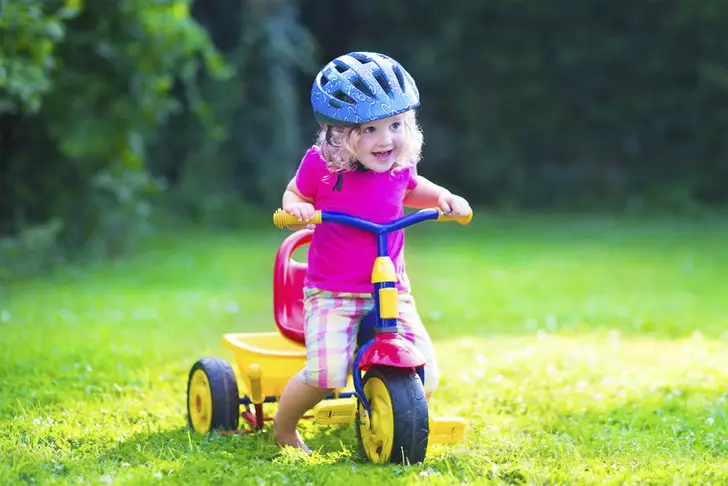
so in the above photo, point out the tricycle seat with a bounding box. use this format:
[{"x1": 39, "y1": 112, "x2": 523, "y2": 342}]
[{"x1": 273, "y1": 229, "x2": 312, "y2": 344}]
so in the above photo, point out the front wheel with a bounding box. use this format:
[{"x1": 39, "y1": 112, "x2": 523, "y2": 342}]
[{"x1": 356, "y1": 366, "x2": 429, "y2": 464}]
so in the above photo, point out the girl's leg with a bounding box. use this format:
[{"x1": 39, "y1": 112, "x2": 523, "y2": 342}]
[
  {"x1": 273, "y1": 289, "x2": 369, "y2": 452},
  {"x1": 274, "y1": 373, "x2": 331, "y2": 453}
]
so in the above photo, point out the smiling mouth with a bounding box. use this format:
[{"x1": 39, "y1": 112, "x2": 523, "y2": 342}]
[{"x1": 373, "y1": 149, "x2": 393, "y2": 161}]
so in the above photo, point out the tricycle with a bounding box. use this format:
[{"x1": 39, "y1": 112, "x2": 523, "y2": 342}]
[{"x1": 186, "y1": 207, "x2": 471, "y2": 464}]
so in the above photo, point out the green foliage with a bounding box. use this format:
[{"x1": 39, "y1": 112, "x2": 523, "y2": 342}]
[
  {"x1": 3, "y1": 0, "x2": 728, "y2": 274},
  {"x1": 303, "y1": 0, "x2": 728, "y2": 209},
  {"x1": 0, "y1": 0, "x2": 79, "y2": 114},
  {"x1": 1, "y1": 217, "x2": 728, "y2": 483},
  {"x1": 147, "y1": 0, "x2": 317, "y2": 222},
  {"x1": 0, "y1": 0, "x2": 228, "y2": 271},
  {"x1": 0, "y1": 218, "x2": 64, "y2": 281}
]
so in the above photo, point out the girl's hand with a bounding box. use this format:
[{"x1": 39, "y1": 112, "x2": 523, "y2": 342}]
[
  {"x1": 284, "y1": 202, "x2": 316, "y2": 230},
  {"x1": 437, "y1": 191, "x2": 471, "y2": 218}
]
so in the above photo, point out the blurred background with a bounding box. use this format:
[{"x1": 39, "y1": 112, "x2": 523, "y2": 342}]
[{"x1": 1, "y1": 0, "x2": 727, "y2": 275}]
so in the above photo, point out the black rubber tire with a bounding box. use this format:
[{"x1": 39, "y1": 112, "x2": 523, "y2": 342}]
[
  {"x1": 356, "y1": 366, "x2": 429, "y2": 464},
  {"x1": 186, "y1": 356, "x2": 239, "y2": 432}
]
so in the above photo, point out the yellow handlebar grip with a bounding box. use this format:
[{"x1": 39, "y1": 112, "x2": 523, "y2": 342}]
[
  {"x1": 272, "y1": 208, "x2": 322, "y2": 229},
  {"x1": 436, "y1": 209, "x2": 473, "y2": 225}
]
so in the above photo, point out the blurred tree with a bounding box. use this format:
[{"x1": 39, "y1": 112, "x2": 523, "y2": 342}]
[
  {"x1": 0, "y1": 0, "x2": 227, "y2": 269},
  {"x1": 3, "y1": 0, "x2": 728, "y2": 275},
  {"x1": 303, "y1": 0, "x2": 728, "y2": 210},
  {"x1": 147, "y1": 0, "x2": 317, "y2": 224}
]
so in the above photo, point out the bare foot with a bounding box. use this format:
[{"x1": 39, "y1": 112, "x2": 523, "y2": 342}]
[
  {"x1": 276, "y1": 432, "x2": 311, "y2": 455},
  {"x1": 276, "y1": 430, "x2": 311, "y2": 455},
  {"x1": 273, "y1": 416, "x2": 311, "y2": 454}
]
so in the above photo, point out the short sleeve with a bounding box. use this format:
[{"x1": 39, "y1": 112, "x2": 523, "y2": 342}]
[
  {"x1": 295, "y1": 147, "x2": 327, "y2": 199},
  {"x1": 406, "y1": 164, "x2": 419, "y2": 191}
]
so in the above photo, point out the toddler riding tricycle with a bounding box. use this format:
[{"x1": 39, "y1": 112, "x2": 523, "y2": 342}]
[{"x1": 186, "y1": 207, "x2": 471, "y2": 464}]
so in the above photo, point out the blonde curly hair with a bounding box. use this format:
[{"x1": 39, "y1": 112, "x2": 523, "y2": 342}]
[{"x1": 315, "y1": 109, "x2": 423, "y2": 173}]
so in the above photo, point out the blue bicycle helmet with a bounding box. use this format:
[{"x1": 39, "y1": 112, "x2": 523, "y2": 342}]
[{"x1": 311, "y1": 51, "x2": 420, "y2": 126}]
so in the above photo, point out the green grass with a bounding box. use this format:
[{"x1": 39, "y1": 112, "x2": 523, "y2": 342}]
[{"x1": 1, "y1": 213, "x2": 727, "y2": 485}]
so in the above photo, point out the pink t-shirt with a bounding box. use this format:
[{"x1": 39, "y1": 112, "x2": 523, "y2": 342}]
[{"x1": 295, "y1": 146, "x2": 419, "y2": 293}]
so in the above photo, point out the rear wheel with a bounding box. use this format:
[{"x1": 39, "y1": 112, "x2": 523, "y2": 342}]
[
  {"x1": 356, "y1": 366, "x2": 429, "y2": 464},
  {"x1": 187, "y1": 357, "x2": 239, "y2": 433}
]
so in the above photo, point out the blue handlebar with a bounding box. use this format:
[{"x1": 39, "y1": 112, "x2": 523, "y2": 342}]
[
  {"x1": 320, "y1": 208, "x2": 441, "y2": 234},
  {"x1": 272, "y1": 207, "x2": 471, "y2": 257}
]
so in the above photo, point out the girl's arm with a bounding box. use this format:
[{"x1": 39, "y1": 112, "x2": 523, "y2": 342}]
[
  {"x1": 282, "y1": 177, "x2": 316, "y2": 230},
  {"x1": 404, "y1": 176, "x2": 451, "y2": 208},
  {"x1": 283, "y1": 177, "x2": 314, "y2": 205},
  {"x1": 404, "y1": 175, "x2": 471, "y2": 216}
]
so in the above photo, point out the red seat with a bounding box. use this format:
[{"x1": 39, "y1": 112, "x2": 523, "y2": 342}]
[{"x1": 273, "y1": 229, "x2": 312, "y2": 344}]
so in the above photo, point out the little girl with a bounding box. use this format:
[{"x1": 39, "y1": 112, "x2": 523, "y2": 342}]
[{"x1": 274, "y1": 51, "x2": 471, "y2": 452}]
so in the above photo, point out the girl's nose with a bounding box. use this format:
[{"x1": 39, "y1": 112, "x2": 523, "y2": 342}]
[{"x1": 378, "y1": 131, "x2": 392, "y2": 146}]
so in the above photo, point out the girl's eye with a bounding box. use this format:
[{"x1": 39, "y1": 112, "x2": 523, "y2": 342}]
[
  {"x1": 364, "y1": 126, "x2": 376, "y2": 133},
  {"x1": 391, "y1": 122, "x2": 401, "y2": 130}
]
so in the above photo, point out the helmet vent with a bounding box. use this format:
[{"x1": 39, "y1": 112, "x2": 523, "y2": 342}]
[
  {"x1": 392, "y1": 66, "x2": 406, "y2": 93},
  {"x1": 373, "y1": 70, "x2": 392, "y2": 96},
  {"x1": 332, "y1": 90, "x2": 355, "y2": 104},
  {"x1": 350, "y1": 53, "x2": 374, "y2": 64},
  {"x1": 352, "y1": 77, "x2": 375, "y2": 99},
  {"x1": 320, "y1": 75, "x2": 329, "y2": 87},
  {"x1": 333, "y1": 60, "x2": 350, "y2": 73}
]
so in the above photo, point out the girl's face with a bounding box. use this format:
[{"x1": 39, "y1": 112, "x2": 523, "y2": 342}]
[{"x1": 355, "y1": 114, "x2": 406, "y2": 172}]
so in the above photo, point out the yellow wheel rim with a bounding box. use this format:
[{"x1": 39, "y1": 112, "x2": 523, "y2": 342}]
[
  {"x1": 359, "y1": 376, "x2": 394, "y2": 463},
  {"x1": 188, "y1": 369, "x2": 213, "y2": 433}
]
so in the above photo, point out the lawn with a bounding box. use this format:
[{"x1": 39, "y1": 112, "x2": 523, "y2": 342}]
[{"x1": 1, "y1": 213, "x2": 727, "y2": 485}]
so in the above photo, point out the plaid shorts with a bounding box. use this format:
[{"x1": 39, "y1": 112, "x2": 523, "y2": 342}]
[{"x1": 300, "y1": 287, "x2": 440, "y2": 393}]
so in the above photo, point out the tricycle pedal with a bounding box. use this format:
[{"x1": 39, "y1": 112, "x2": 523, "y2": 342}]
[
  {"x1": 313, "y1": 397, "x2": 357, "y2": 425},
  {"x1": 428, "y1": 416, "x2": 467, "y2": 444}
]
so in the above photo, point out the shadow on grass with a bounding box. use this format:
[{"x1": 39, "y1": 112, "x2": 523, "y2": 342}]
[
  {"x1": 87, "y1": 420, "x2": 352, "y2": 464},
  {"x1": 83, "y1": 418, "x2": 470, "y2": 482},
  {"x1": 23, "y1": 386, "x2": 723, "y2": 485}
]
